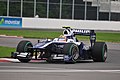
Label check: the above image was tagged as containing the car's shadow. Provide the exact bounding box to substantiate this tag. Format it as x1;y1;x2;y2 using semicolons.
29;60;93;64
12;59;94;64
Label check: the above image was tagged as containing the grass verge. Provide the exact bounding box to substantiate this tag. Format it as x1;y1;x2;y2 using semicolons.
0;46;15;58
96;32;120;42
0;29;120;42
0;29;62;39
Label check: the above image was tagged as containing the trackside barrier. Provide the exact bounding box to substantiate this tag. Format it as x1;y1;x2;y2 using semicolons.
23;18;120;31
0;16;120;31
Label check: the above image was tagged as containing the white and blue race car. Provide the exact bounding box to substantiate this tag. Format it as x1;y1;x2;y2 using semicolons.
11;27;107;63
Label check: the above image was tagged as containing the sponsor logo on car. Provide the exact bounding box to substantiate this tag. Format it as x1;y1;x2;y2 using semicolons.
74;29;90;33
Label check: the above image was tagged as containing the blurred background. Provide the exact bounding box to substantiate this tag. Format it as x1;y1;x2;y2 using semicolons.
0;0;120;21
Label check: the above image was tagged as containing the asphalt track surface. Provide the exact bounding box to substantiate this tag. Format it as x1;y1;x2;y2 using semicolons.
0;37;120;80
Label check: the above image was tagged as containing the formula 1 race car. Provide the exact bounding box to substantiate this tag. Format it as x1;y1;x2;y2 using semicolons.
11;27;107;63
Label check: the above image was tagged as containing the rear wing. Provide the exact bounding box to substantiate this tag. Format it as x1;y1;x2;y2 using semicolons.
63;27;96;46
62;27;96;36
73;29;95;36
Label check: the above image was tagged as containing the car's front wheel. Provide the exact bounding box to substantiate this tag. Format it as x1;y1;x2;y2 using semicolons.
16;40;33;63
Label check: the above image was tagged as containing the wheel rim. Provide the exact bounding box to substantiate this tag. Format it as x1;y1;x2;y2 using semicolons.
102;44;107;61
103;48;107;61
23;42;33;59
71;46;79;61
24;42;32;52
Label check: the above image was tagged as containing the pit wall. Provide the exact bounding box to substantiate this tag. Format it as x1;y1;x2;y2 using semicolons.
0;17;120;31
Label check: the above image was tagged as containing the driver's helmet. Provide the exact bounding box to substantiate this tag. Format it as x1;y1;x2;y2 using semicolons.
58;35;67;42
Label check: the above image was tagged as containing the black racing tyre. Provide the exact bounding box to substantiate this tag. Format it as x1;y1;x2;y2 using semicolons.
45;44;53;63
63;43;79;63
16;40;33;63
45;43;58;63
92;42;107;62
46;52;53;63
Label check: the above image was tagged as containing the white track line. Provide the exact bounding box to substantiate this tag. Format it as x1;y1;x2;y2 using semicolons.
0;70;120;73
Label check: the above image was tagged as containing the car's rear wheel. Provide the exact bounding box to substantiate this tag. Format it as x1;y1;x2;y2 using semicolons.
16;40;33;63
63;43;79;63
92;42;107;62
